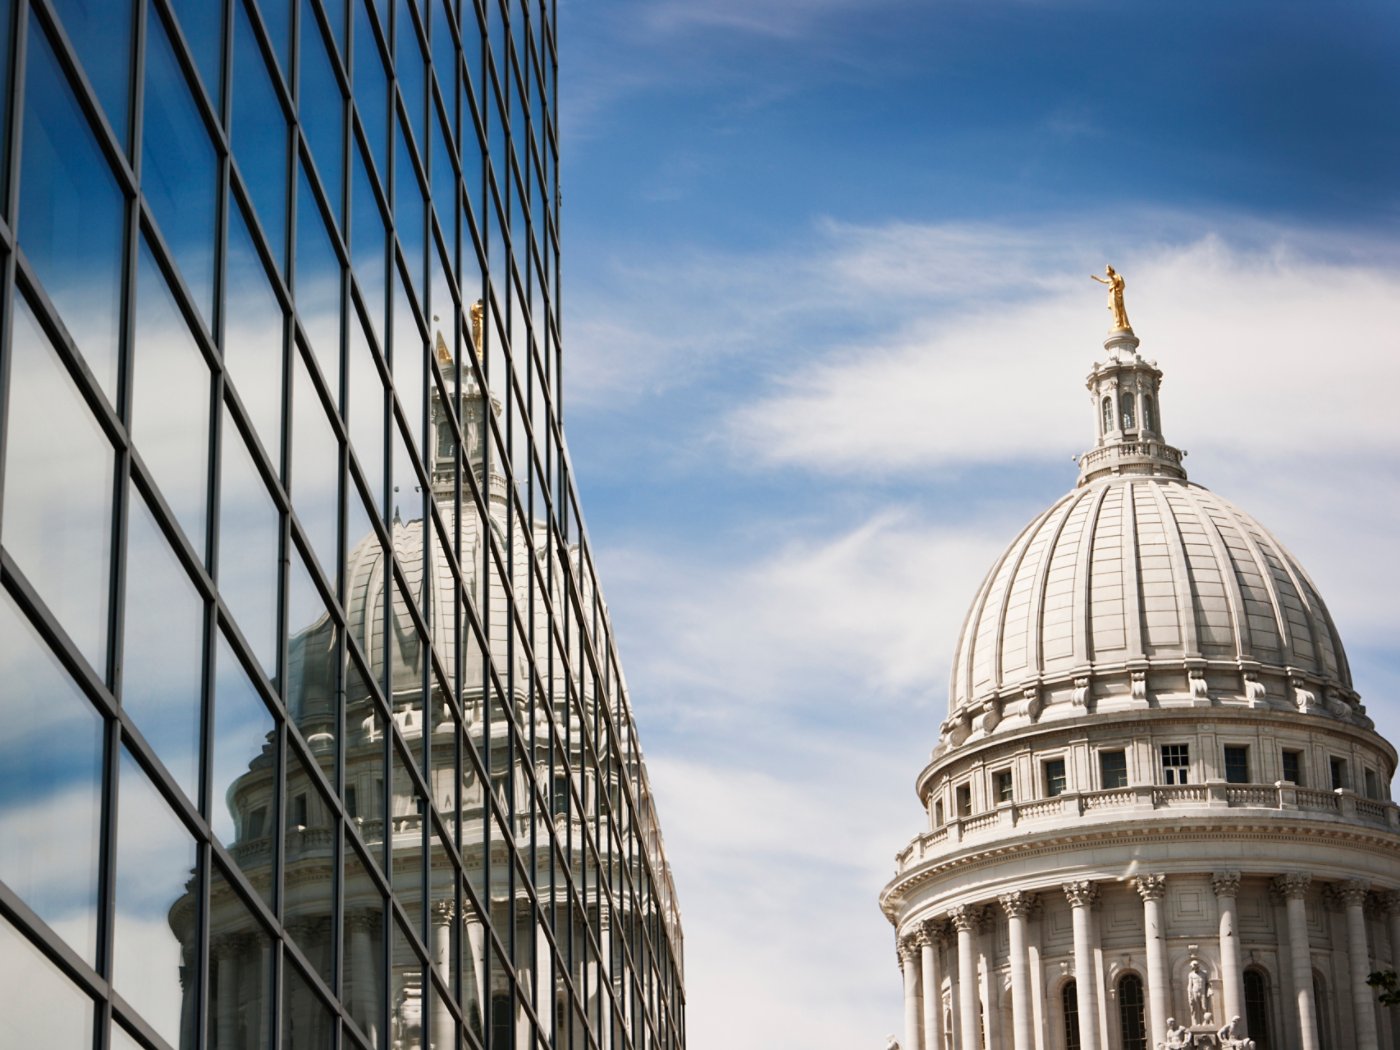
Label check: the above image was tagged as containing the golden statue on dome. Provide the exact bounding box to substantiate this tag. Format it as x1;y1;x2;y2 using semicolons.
1090;264;1132;331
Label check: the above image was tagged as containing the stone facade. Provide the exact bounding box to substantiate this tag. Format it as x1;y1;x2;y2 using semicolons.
881;322;1400;1050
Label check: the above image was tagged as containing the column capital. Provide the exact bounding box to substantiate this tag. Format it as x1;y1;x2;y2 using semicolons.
949;903;983;933
430;899;458;925
919;917;952;945
1212;870;1242;898
898;934;922;963
1376;890;1400;915
999;891;1036;919
1062;880;1099;909
1134;874;1166;902
1272;872;1311;900
346;910;381;933
1334;878;1369;908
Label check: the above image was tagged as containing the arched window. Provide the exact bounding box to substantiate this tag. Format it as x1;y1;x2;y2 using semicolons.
1312;971;1330;1050
1102;396;1113;433
1121;393;1136;430
1243;968;1271;1050
1118;973;1147;1050
1063;979;1081;1050
1143;394;1156;433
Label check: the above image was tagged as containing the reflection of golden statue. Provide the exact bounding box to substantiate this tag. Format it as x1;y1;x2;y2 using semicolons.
1090;264;1131;331
469;299;484;355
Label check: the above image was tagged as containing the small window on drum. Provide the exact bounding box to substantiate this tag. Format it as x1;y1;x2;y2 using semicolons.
1099;749;1128;789
1102;396;1113;433
993;769;1014;804
1044;758;1067;797
955;784;972;818
1143;394;1156;432
1121;394;1136;430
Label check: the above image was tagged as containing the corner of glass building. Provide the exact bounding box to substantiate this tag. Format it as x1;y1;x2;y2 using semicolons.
0;1;685;1047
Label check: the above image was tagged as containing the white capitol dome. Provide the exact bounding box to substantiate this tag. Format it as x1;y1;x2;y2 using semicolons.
882;300;1399;1050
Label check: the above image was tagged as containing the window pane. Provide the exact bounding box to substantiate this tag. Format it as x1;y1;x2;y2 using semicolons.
133;238;212;553
393;269;425;445
170;0;224;112
224;199;287;462
218;410;281;675
18;17;125;400
232;0;290;264
291;348;342;577
287;546;339;735
51;0;133;144
143;3;218;325
1100;750;1128;790
114;749;198;1046
1224;746;1249;784
353;0;388;177
0;915;95;1047
207;863;274;1049
1045;759;1067;797
122;494;205;801
295;166;343;395
300;0;346;224
1;295;114;670
348;312;386;513
352;140;387;344
0;590;104;963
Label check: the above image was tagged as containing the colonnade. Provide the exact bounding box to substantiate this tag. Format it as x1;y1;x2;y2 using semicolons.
896;873;1393;1050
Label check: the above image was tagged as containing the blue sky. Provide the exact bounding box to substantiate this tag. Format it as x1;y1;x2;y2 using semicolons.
555;3;1400;1046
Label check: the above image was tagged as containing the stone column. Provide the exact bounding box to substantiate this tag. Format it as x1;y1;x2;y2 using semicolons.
951;905;983;1050
919;921;946;1050
978;908;1002;1050
901;934;924;1050
463;903;486;1028
1338;880;1380;1050
431;900;456;1050
213;934;241;1049
1000;892;1035;1050
1213;871;1245;1034
1274;873;1320;1050
1386;893;1400;1043
1134;874;1169;1045
347;912;381;1045
1063;881;1101;1050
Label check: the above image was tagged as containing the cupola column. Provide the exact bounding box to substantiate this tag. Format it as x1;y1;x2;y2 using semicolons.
1063;881;1102;1050
1338;880;1380;1050
950;905;983;1050
1134;874;1170;1044
1212;871;1246;1036
900;935;924;1050
919;922;947;1050
999;893;1035;1050
1275;873;1320;1050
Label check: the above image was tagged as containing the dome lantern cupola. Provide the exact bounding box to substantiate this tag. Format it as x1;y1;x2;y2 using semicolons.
1077;267;1185;485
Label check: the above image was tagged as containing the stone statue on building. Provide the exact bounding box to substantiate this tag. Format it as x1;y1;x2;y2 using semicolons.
884;1035;900;1050
1162;1017;1193;1049
1217;1015;1256;1049
1186;959;1213;1025
1090;264;1132;331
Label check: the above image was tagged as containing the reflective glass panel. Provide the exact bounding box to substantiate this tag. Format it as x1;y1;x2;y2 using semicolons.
299;0;346;223
342;842;385;1047
18;18;125;400
211;630;278;907
0;915;95;1047
395;0;426;153
352;140;387;344
51;0;133;145
392;270;425;444
1;295;114;671
258;0;292;78
0;590;104;963
291;348;342;577
284;745;335;985
348;295;387;509
218;409;281;675
295;167;343;395
353;0;388;176
114;748;198;1047
207;863;274;1049
232;0;290;264
171;0;224;111
283;958;335;1050
394;124;425;297
122;494;204;801
287;547;338;738
143;3;218;326
224;199;286;462
132;238;212;553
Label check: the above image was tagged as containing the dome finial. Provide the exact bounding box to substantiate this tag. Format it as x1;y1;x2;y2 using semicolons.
1090;264;1132;333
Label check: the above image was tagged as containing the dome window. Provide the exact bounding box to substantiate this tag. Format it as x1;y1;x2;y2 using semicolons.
1099;749;1128;789
1043;758;1067;797
992;769;1014;804
1121;394;1136;430
1117;974;1147;1050
1101;396;1113;433
1160;744;1189;785
1062;980;1081;1050
1243;969;1272;1048
1329;756;1348;791
955;783;972;817
1224;746;1250;784
1143;394;1156;433
1281;749;1303;786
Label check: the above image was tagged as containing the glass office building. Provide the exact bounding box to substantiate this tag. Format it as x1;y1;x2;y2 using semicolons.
0;1;685;1048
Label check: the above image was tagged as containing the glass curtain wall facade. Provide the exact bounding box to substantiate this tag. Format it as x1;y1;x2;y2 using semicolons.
0;1;685;1048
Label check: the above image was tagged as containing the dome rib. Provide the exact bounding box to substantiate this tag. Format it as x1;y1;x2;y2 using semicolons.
1144;481;1200;659
1072;483;1111;666
1185;485;1250;662
1022;492;1084;686
1213;495;1296;668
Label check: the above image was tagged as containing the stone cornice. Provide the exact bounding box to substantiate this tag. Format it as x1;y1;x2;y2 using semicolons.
880;820;1400;923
